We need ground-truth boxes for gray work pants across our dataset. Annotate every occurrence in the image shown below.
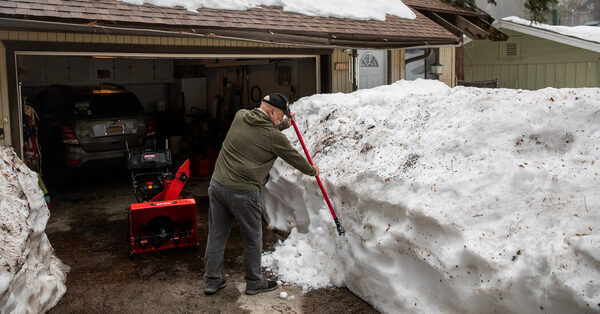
[204,179,263,290]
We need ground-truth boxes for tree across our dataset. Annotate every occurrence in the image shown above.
[442,0,558,23]
[442,0,496,10]
[524,0,559,23]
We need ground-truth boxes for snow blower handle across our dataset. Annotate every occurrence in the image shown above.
[291,119,345,236]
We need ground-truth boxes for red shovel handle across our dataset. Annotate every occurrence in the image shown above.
[291,120,345,235]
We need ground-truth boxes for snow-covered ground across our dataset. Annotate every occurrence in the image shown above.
[0,147,68,313]
[117,0,416,21]
[262,80,600,313]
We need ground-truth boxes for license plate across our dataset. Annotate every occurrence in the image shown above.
[105,124,124,135]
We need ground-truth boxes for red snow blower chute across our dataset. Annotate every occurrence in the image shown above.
[126,140,199,255]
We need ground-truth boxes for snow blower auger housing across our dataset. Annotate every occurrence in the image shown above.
[126,140,199,255]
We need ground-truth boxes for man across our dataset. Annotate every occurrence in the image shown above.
[204,93,319,295]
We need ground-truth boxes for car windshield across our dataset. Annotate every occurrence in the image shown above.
[71,93,144,119]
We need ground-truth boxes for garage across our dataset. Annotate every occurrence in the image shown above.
[17,52,320,187]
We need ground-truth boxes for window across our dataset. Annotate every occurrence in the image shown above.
[360,53,379,67]
[405,48,439,80]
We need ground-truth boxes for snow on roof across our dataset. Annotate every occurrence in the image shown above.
[501,16,600,45]
[262,79,600,313]
[117,0,416,21]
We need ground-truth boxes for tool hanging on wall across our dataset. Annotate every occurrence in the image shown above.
[22,97,42,173]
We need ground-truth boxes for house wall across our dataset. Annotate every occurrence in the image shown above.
[464,29,600,89]
[390,49,406,83]
[439,46,456,87]
[203,59,316,114]
[391,47,455,87]
[331,48,414,92]
[331,49,353,93]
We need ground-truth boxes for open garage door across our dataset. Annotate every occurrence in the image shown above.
[16,52,320,189]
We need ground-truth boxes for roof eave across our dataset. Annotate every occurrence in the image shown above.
[496,20,600,53]
[0,17,460,49]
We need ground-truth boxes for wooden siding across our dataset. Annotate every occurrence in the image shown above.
[465,62,598,89]
[439,46,456,87]
[390,49,406,83]
[0,38,9,146]
[331,49,353,93]
[464,29,600,89]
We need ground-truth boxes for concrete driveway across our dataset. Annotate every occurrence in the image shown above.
[45,167,376,313]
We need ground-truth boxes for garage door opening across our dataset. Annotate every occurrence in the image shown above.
[17,53,318,191]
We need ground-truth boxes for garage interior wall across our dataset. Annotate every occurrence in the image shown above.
[0,39,10,146]
[17,55,174,112]
[200,58,316,109]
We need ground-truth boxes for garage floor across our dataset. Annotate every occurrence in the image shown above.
[45,166,376,313]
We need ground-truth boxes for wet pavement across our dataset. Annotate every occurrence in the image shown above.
[45,166,377,313]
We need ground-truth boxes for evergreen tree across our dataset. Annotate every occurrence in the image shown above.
[524,0,559,23]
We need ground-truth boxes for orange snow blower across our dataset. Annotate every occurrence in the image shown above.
[126,140,199,255]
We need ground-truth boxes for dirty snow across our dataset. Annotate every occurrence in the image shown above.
[502,16,600,43]
[0,147,69,313]
[262,80,600,313]
[117,0,416,21]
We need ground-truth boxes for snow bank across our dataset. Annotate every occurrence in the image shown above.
[0,147,68,313]
[502,16,600,44]
[117,0,416,21]
[262,80,600,313]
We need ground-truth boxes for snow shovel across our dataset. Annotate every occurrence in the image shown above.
[291,119,345,236]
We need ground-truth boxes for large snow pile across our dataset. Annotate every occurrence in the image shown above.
[117,0,416,21]
[0,147,68,313]
[502,16,600,44]
[262,80,600,313]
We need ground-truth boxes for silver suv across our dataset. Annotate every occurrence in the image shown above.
[37,84,155,186]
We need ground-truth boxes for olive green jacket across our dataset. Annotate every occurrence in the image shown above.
[212,108,316,190]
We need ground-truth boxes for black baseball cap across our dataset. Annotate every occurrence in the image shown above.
[263,93,291,118]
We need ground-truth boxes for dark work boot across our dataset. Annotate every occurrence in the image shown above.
[205,279,227,295]
[244,280,278,295]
